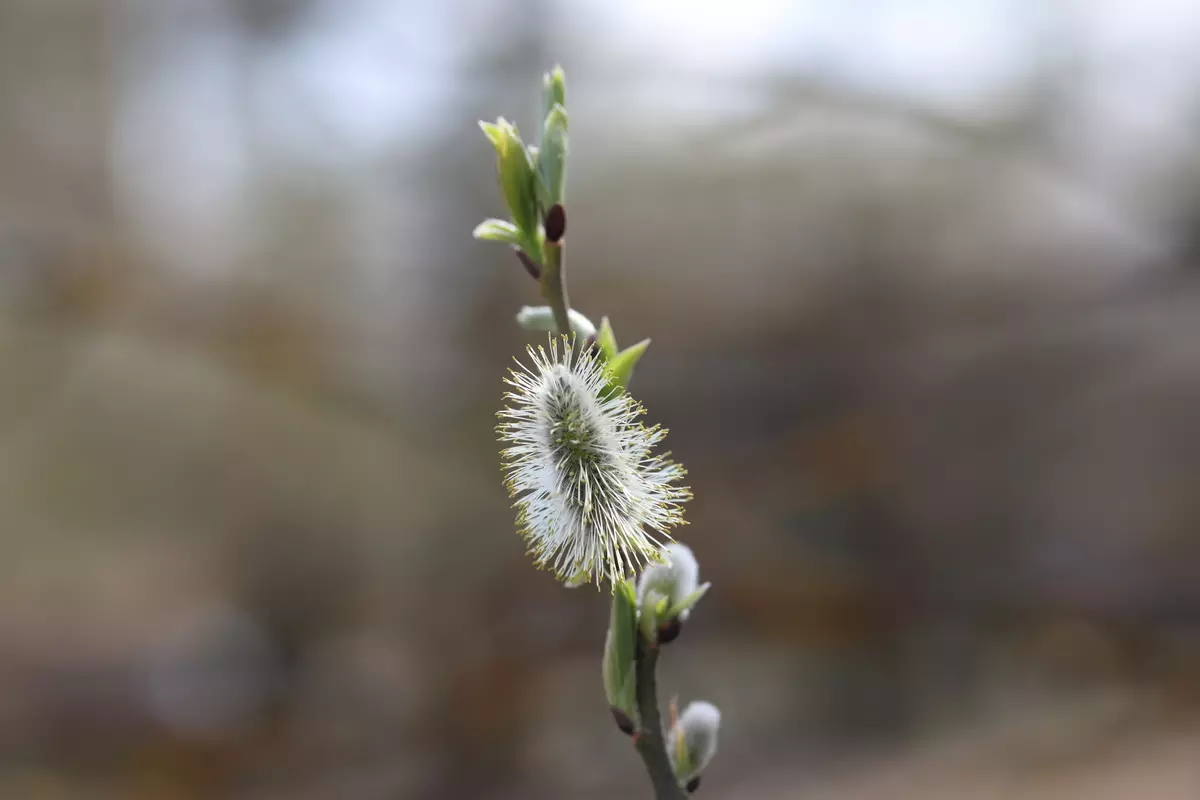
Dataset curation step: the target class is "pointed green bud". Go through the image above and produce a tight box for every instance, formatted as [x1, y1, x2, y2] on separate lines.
[515, 305, 596, 339]
[603, 580, 639, 728]
[595, 317, 619, 362]
[539, 104, 568, 209]
[592, 317, 639, 396]
[479, 118, 540, 257]
[638, 544, 708, 626]
[472, 218, 522, 247]
[608, 338, 650, 390]
[668, 701, 721, 783]
[543, 65, 566, 120]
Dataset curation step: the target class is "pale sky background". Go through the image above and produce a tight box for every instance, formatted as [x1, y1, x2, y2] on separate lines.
[110, 0, 1200, 294]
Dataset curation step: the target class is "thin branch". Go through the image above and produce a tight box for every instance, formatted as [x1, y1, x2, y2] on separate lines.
[634, 639, 687, 800]
[540, 240, 570, 337]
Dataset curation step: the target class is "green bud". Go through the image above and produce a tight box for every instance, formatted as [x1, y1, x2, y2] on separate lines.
[543, 65, 566, 120]
[515, 305, 596, 339]
[479, 118, 540, 255]
[588, 318, 650, 393]
[603, 579, 639, 727]
[539, 104, 568, 209]
[595, 317, 619, 362]
[608, 338, 650, 390]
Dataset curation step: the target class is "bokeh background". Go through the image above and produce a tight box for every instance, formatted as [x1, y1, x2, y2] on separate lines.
[3, 1, 1200, 797]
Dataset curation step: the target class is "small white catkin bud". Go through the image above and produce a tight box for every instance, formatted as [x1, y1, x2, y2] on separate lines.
[669, 701, 721, 781]
[637, 543, 699, 617]
[515, 306, 596, 339]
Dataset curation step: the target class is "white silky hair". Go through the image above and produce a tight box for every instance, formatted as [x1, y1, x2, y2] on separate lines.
[637, 542, 700, 611]
[669, 700, 721, 780]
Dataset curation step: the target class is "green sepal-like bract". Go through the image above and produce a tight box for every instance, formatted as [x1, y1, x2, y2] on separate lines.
[666, 583, 711, 622]
[609, 338, 650, 390]
[603, 579, 640, 724]
[592, 317, 651, 394]
[638, 589, 669, 644]
[596, 317, 619, 361]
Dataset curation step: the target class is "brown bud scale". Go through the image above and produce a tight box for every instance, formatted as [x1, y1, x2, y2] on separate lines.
[544, 204, 566, 243]
[610, 707, 636, 736]
[515, 248, 541, 280]
[657, 616, 683, 645]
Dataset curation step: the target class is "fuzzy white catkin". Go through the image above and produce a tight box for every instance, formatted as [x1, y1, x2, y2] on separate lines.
[636, 543, 699, 614]
[669, 701, 721, 780]
[497, 337, 690, 585]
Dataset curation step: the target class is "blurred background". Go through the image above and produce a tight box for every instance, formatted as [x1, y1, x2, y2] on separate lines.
[2, 0, 1200, 797]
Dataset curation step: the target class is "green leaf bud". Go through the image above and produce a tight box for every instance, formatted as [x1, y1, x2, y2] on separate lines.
[543, 65, 566, 119]
[479, 118, 540, 252]
[539, 104, 568, 210]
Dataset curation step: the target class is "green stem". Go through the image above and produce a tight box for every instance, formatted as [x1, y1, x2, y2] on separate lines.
[540, 241, 571, 337]
[634, 639, 687, 800]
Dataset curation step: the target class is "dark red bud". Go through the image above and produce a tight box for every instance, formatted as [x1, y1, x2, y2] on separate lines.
[657, 616, 682, 645]
[544, 204, 566, 243]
